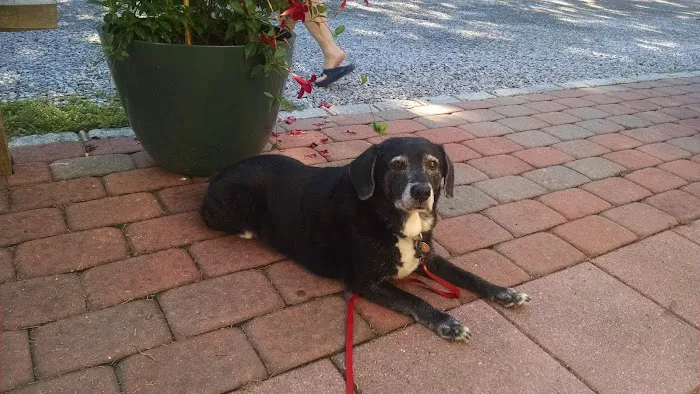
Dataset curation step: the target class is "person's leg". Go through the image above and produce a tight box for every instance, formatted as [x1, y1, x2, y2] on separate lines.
[283, 1, 347, 71]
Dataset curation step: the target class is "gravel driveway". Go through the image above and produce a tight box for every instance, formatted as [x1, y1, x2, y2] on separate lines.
[1, 0, 699, 108]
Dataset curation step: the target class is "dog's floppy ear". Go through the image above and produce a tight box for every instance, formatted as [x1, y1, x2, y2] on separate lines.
[348, 145, 378, 200]
[438, 145, 454, 198]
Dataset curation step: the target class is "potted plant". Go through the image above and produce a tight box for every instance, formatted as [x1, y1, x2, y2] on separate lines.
[93, 0, 326, 176]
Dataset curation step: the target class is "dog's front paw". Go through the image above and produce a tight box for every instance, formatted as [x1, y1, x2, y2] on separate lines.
[435, 315, 471, 341]
[492, 287, 531, 308]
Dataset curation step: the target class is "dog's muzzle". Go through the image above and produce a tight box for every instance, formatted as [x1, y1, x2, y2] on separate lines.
[397, 182, 434, 211]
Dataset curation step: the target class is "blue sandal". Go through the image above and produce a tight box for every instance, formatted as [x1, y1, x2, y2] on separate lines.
[314, 64, 356, 87]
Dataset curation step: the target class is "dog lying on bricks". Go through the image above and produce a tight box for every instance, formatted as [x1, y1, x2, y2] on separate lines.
[201, 136, 530, 340]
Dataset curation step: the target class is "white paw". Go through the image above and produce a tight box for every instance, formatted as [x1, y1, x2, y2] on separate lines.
[237, 231, 256, 239]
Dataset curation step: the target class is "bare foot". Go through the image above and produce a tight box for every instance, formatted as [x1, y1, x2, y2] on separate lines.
[323, 48, 346, 69]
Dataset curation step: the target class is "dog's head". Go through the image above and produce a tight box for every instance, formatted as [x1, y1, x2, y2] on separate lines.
[348, 137, 454, 212]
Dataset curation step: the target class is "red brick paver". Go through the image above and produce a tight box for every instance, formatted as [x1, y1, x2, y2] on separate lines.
[0, 208, 67, 247]
[433, 214, 513, 255]
[157, 182, 209, 213]
[265, 260, 344, 304]
[238, 359, 345, 394]
[483, 199, 566, 237]
[1, 330, 33, 392]
[553, 215, 637, 256]
[495, 232, 586, 276]
[188, 235, 284, 278]
[104, 167, 191, 195]
[125, 211, 221, 254]
[8, 367, 120, 394]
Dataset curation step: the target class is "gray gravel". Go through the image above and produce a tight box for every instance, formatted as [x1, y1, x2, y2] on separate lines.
[1, 0, 699, 109]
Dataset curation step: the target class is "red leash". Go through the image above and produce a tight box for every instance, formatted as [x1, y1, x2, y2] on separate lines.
[344, 259, 460, 393]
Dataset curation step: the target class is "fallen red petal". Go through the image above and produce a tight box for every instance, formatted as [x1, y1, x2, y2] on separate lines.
[285, 116, 297, 124]
[304, 153, 318, 158]
[318, 103, 332, 108]
[271, 132, 280, 138]
[309, 142, 319, 148]
[289, 129, 307, 135]
[318, 149, 329, 156]
[320, 137, 329, 143]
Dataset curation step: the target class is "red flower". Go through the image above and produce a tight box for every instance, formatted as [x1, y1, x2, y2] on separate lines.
[335, 0, 346, 15]
[364, 0, 369, 5]
[260, 34, 277, 48]
[290, 71, 317, 98]
[285, 116, 297, 124]
[281, 0, 309, 22]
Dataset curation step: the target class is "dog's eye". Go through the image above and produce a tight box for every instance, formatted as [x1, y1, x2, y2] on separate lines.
[427, 160, 439, 170]
[390, 160, 406, 170]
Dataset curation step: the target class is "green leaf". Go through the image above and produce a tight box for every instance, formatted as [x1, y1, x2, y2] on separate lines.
[360, 74, 368, 85]
[244, 42, 257, 58]
[264, 91, 275, 99]
[372, 121, 387, 136]
[333, 25, 345, 37]
[317, 4, 328, 13]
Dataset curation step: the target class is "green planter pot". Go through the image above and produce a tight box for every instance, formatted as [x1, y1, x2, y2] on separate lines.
[102, 33, 294, 176]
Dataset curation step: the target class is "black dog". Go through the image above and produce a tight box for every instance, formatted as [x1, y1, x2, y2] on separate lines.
[201, 136, 530, 340]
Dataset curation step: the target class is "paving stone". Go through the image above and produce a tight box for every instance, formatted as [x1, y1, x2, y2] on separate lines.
[14, 227, 128, 279]
[563, 106, 610, 120]
[674, 219, 700, 245]
[245, 296, 373, 374]
[473, 175, 547, 203]
[270, 147, 327, 165]
[594, 103, 637, 116]
[658, 160, 700, 181]
[414, 127, 473, 144]
[645, 190, 700, 222]
[11, 142, 85, 165]
[580, 94, 621, 104]
[504, 130, 560, 148]
[620, 99, 662, 111]
[501, 263, 698, 393]
[1, 330, 33, 392]
[482, 199, 566, 237]
[3, 162, 51, 188]
[82, 249, 200, 310]
[414, 114, 468, 129]
[1, 274, 84, 329]
[624, 167, 687, 193]
[522, 165, 590, 191]
[85, 137, 143, 156]
[125, 211, 221, 254]
[454, 99, 497, 110]
[452, 163, 489, 185]
[394, 274, 461, 311]
[236, 359, 345, 394]
[635, 110, 679, 124]
[382, 119, 427, 134]
[265, 260, 344, 305]
[667, 136, 700, 154]
[32, 300, 171, 378]
[682, 182, 700, 198]
[409, 104, 462, 117]
[49, 154, 135, 180]
[467, 155, 533, 177]
[602, 149, 663, 170]
[607, 114, 655, 129]
[512, 147, 574, 168]
[66, 193, 163, 230]
[453, 109, 504, 123]
[0, 208, 66, 247]
[637, 142, 692, 161]
[552, 139, 610, 159]
[533, 111, 582, 125]
[0, 248, 14, 283]
[346, 300, 592, 394]
[581, 177, 653, 205]
[269, 130, 330, 149]
[0, 190, 7, 214]
[495, 232, 586, 276]
[159, 270, 284, 339]
[442, 143, 481, 162]
[537, 188, 613, 220]
[609, 90, 653, 101]
[553, 97, 596, 108]
[542, 124, 595, 141]
[156, 182, 209, 214]
[587, 133, 643, 151]
[279, 118, 335, 132]
[8, 366, 119, 394]
[352, 296, 414, 336]
[373, 108, 417, 121]
[9, 132, 80, 148]
[523, 100, 570, 112]
[550, 89, 587, 98]
[576, 118, 625, 134]
[564, 157, 627, 180]
[621, 127, 671, 143]
[327, 113, 377, 126]
[678, 118, 700, 131]
[553, 215, 637, 256]
[437, 185, 498, 218]
[188, 235, 284, 278]
[433, 214, 513, 255]
[484, 96, 529, 106]
[650, 122, 698, 138]
[448, 249, 531, 303]
[496, 116, 551, 132]
[462, 137, 522, 156]
[660, 106, 700, 119]
[319, 125, 376, 141]
[491, 104, 538, 117]
[318, 140, 371, 161]
[130, 150, 157, 168]
[117, 328, 265, 394]
[103, 167, 190, 195]
[517, 92, 557, 102]
[459, 122, 514, 137]
[601, 202, 679, 237]
[10, 177, 105, 211]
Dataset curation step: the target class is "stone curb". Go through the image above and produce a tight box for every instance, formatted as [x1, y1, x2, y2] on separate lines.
[6, 70, 700, 148]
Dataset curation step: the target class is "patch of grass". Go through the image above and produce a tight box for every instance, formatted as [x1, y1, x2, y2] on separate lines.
[0, 94, 129, 138]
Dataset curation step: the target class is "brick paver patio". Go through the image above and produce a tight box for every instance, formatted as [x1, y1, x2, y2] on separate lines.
[2, 77, 700, 393]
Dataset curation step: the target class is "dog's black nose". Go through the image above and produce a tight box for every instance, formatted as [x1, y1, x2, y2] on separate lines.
[410, 184, 432, 202]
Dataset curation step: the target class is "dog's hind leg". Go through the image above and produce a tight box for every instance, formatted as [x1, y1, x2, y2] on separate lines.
[352, 281, 471, 341]
[422, 254, 531, 308]
[200, 187, 259, 238]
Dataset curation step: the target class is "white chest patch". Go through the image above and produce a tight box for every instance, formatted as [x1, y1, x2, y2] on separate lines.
[394, 211, 435, 278]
